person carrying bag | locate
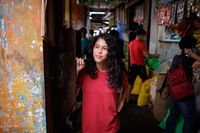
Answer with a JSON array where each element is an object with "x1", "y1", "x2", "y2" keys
[{"x1": 164, "y1": 36, "x2": 199, "y2": 133}]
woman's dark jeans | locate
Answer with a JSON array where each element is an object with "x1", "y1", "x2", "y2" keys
[{"x1": 165, "y1": 96, "x2": 196, "y2": 133}]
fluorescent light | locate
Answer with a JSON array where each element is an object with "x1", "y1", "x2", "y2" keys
[
  {"x1": 89, "y1": 12, "x2": 106, "y2": 16},
  {"x1": 103, "y1": 26, "x2": 110, "y2": 30}
]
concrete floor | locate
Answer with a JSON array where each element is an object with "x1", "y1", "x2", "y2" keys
[
  {"x1": 71, "y1": 96, "x2": 164, "y2": 133},
  {"x1": 71, "y1": 95, "x2": 200, "y2": 133},
  {"x1": 118, "y1": 96, "x2": 163, "y2": 133}
]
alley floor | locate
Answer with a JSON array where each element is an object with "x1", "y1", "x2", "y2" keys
[
  {"x1": 72, "y1": 95, "x2": 164, "y2": 133},
  {"x1": 118, "y1": 96, "x2": 163, "y2": 133}
]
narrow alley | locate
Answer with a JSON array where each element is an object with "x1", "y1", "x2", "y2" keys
[{"x1": 0, "y1": 0, "x2": 200, "y2": 133}]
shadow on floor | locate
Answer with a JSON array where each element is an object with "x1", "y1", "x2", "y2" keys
[
  {"x1": 70, "y1": 96, "x2": 164, "y2": 133},
  {"x1": 118, "y1": 96, "x2": 163, "y2": 133}
]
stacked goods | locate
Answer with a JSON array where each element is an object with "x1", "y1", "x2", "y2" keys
[
  {"x1": 176, "y1": 0, "x2": 186, "y2": 23},
  {"x1": 137, "y1": 77, "x2": 156, "y2": 107},
  {"x1": 193, "y1": 30, "x2": 200, "y2": 81},
  {"x1": 158, "y1": 5, "x2": 171, "y2": 25},
  {"x1": 131, "y1": 76, "x2": 143, "y2": 95},
  {"x1": 194, "y1": 29, "x2": 200, "y2": 46},
  {"x1": 131, "y1": 66, "x2": 150, "y2": 95}
]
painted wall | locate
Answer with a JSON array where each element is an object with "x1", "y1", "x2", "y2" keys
[
  {"x1": 0, "y1": 0, "x2": 46, "y2": 132},
  {"x1": 149, "y1": 1, "x2": 179, "y2": 62},
  {"x1": 149, "y1": 0, "x2": 158, "y2": 54},
  {"x1": 156, "y1": 26, "x2": 179, "y2": 62}
]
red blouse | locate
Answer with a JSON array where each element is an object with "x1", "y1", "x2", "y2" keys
[{"x1": 78, "y1": 70, "x2": 128, "y2": 133}]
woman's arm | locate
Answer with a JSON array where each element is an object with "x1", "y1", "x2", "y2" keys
[
  {"x1": 117, "y1": 87, "x2": 129, "y2": 112},
  {"x1": 76, "y1": 58, "x2": 85, "y2": 96},
  {"x1": 184, "y1": 49, "x2": 200, "y2": 61},
  {"x1": 192, "y1": 60, "x2": 200, "y2": 68}
]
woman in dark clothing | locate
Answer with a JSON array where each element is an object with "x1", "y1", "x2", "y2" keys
[{"x1": 165, "y1": 36, "x2": 200, "y2": 133}]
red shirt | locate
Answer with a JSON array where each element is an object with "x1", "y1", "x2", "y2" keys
[
  {"x1": 78, "y1": 70, "x2": 128, "y2": 133},
  {"x1": 128, "y1": 40, "x2": 148, "y2": 65}
]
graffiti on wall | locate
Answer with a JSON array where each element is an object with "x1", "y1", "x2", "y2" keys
[{"x1": 0, "y1": 0, "x2": 46, "y2": 132}]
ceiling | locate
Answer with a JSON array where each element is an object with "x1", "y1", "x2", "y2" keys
[
  {"x1": 90, "y1": 13, "x2": 110, "y2": 26},
  {"x1": 86, "y1": 0, "x2": 122, "y2": 27},
  {"x1": 87, "y1": 0, "x2": 120, "y2": 11}
]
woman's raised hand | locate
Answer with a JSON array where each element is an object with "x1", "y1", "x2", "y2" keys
[{"x1": 76, "y1": 58, "x2": 85, "y2": 74}]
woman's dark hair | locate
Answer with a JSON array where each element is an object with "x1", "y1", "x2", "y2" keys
[
  {"x1": 135, "y1": 28, "x2": 146, "y2": 35},
  {"x1": 179, "y1": 35, "x2": 197, "y2": 49},
  {"x1": 109, "y1": 30, "x2": 119, "y2": 39},
  {"x1": 80, "y1": 27, "x2": 87, "y2": 34},
  {"x1": 85, "y1": 33, "x2": 126, "y2": 89},
  {"x1": 90, "y1": 29, "x2": 94, "y2": 35}
]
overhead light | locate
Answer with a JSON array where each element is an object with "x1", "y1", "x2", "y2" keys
[
  {"x1": 89, "y1": 12, "x2": 106, "y2": 16},
  {"x1": 103, "y1": 26, "x2": 110, "y2": 30},
  {"x1": 105, "y1": 21, "x2": 109, "y2": 24},
  {"x1": 90, "y1": 17, "x2": 92, "y2": 20}
]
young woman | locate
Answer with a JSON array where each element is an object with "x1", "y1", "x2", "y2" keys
[
  {"x1": 76, "y1": 33, "x2": 129, "y2": 133},
  {"x1": 165, "y1": 36, "x2": 200, "y2": 133}
]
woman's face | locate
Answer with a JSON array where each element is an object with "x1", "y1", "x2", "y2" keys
[{"x1": 93, "y1": 38, "x2": 108, "y2": 64}]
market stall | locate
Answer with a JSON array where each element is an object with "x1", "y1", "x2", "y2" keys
[{"x1": 150, "y1": 1, "x2": 200, "y2": 132}]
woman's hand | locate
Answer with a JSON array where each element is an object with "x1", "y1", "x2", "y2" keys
[
  {"x1": 76, "y1": 58, "x2": 85, "y2": 74},
  {"x1": 192, "y1": 60, "x2": 200, "y2": 68},
  {"x1": 117, "y1": 101, "x2": 125, "y2": 113},
  {"x1": 117, "y1": 88, "x2": 129, "y2": 112}
]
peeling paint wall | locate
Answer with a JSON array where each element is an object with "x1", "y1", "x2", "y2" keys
[{"x1": 0, "y1": 0, "x2": 46, "y2": 132}]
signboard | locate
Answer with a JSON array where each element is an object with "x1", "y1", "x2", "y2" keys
[
  {"x1": 77, "y1": 0, "x2": 94, "y2": 5},
  {"x1": 116, "y1": 0, "x2": 128, "y2": 2},
  {"x1": 160, "y1": 0, "x2": 175, "y2": 4},
  {"x1": 87, "y1": 0, "x2": 94, "y2": 5}
]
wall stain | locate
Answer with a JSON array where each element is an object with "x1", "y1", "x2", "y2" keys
[{"x1": 0, "y1": 0, "x2": 46, "y2": 132}]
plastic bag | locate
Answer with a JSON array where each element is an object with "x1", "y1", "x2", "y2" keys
[
  {"x1": 146, "y1": 65, "x2": 150, "y2": 77},
  {"x1": 145, "y1": 57, "x2": 160, "y2": 71},
  {"x1": 159, "y1": 108, "x2": 184, "y2": 133},
  {"x1": 137, "y1": 92, "x2": 149, "y2": 107},
  {"x1": 137, "y1": 77, "x2": 156, "y2": 106},
  {"x1": 131, "y1": 75, "x2": 143, "y2": 95}
]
